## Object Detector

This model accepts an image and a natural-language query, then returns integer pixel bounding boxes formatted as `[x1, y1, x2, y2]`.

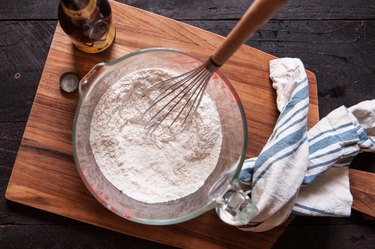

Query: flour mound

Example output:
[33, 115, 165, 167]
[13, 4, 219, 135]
[90, 68, 222, 203]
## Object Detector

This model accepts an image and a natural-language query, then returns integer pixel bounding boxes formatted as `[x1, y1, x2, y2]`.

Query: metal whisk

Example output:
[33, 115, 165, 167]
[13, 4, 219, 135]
[145, 0, 286, 132]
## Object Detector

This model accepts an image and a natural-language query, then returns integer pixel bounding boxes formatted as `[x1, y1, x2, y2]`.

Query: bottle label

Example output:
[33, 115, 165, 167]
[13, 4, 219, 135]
[73, 23, 116, 53]
[62, 0, 97, 20]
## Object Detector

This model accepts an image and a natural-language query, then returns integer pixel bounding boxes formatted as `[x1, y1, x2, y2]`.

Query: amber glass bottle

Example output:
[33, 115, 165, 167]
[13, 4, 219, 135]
[58, 0, 116, 53]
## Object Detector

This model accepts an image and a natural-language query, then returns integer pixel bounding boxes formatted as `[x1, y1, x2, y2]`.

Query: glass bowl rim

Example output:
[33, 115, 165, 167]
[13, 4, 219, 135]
[72, 47, 249, 225]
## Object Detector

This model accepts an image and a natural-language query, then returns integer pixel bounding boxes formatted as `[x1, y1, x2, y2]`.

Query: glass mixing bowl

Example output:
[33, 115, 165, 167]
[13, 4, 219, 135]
[72, 48, 257, 225]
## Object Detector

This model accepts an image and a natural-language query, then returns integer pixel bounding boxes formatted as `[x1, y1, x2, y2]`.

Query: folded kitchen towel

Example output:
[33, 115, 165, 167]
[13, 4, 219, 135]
[238, 58, 375, 232]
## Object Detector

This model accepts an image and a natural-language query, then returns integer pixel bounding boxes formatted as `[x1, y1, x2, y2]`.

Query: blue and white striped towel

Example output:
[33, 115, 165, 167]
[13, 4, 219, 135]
[238, 58, 375, 232]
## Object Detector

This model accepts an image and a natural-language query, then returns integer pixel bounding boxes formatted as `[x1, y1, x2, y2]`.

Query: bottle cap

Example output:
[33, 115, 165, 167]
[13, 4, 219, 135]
[60, 72, 80, 93]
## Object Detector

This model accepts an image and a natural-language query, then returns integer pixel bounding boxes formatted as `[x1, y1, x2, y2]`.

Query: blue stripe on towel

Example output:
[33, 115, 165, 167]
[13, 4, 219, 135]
[335, 156, 355, 166]
[253, 125, 307, 174]
[307, 157, 338, 170]
[275, 79, 308, 122]
[308, 122, 353, 143]
[309, 147, 342, 161]
[272, 114, 307, 141]
[309, 128, 359, 154]
[357, 126, 372, 147]
[367, 143, 374, 149]
[253, 137, 308, 187]
[239, 168, 254, 183]
[294, 203, 345, 216]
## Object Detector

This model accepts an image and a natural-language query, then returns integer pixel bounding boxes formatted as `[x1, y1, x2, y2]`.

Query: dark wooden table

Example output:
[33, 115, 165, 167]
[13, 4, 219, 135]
[1, 0, 374, 248]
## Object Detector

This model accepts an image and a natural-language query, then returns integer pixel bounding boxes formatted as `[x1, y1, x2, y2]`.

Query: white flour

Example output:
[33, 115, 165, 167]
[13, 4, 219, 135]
[90, 68, 222, 203]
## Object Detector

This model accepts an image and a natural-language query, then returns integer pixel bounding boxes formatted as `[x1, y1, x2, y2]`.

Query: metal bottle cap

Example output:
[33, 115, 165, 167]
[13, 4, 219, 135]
[60, 72, 80, 93]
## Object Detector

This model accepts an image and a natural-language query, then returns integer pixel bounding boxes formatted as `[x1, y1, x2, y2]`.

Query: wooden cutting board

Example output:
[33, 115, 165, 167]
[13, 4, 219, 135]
[5, 2, 327, 249]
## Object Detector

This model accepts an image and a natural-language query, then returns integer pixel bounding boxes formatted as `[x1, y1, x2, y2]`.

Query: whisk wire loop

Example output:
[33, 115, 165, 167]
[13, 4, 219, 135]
[144, 65, 203, 117]
[169, 70, 212, 127]
[180, 73, 212, 126]
[144, 58, 220, 133]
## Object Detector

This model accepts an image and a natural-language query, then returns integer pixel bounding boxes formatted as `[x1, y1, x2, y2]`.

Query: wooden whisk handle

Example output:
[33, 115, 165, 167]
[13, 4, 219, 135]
[211, 0, 287, 66]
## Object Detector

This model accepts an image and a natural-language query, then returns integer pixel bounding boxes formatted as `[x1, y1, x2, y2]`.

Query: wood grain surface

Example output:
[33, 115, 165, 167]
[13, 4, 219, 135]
[1, 0, 374, 20]
[5, 2, 319, 249]
[350, 169, 375, 217]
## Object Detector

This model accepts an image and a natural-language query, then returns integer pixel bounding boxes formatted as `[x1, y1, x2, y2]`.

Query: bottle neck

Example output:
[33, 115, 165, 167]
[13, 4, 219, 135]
[61, 0, 97, 20]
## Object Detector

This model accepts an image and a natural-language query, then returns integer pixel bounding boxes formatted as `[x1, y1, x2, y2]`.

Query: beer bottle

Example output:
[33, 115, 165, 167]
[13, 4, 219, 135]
[58, 0, 116, 53]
